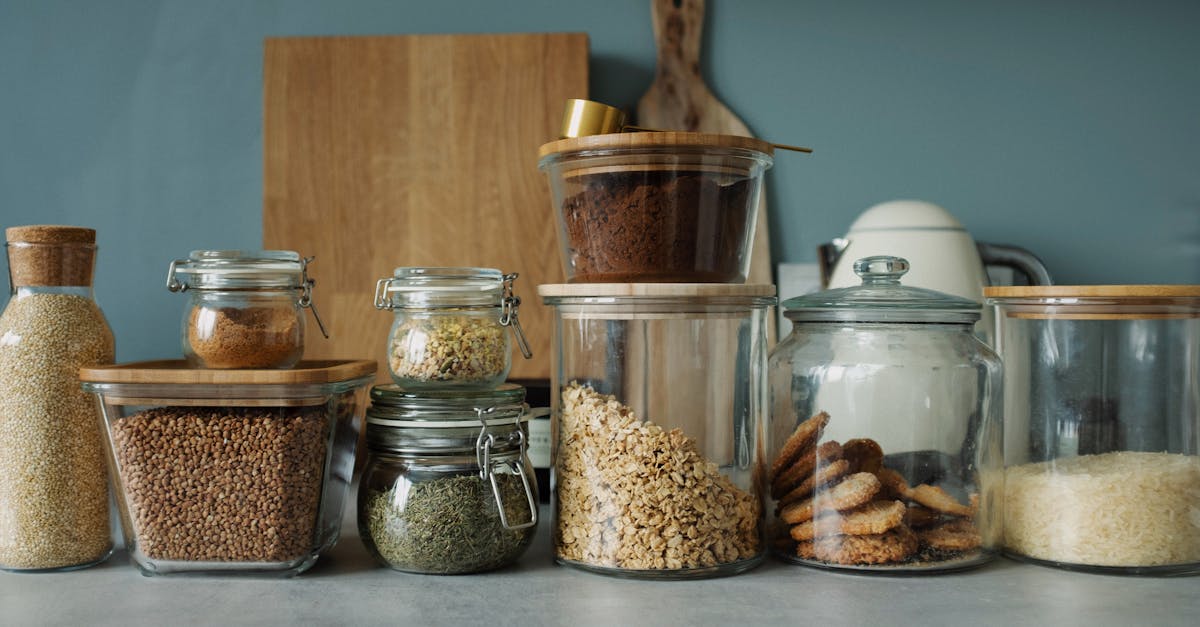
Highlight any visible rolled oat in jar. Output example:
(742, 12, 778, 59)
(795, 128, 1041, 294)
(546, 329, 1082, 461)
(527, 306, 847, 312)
(540, 283, 774, 579)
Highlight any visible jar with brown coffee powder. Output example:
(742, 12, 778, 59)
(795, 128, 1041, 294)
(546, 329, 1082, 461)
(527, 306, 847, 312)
(538, 132, 773, 283)
(167, 250, 328, 369)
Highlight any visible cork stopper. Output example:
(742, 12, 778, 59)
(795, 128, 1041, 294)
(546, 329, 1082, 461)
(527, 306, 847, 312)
(6, 225, 97, 287)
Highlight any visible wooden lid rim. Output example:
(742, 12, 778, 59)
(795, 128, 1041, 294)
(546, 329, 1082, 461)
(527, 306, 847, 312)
(538, 131, 774, 160)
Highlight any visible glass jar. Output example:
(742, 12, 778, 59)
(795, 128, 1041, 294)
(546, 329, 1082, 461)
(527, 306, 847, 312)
(537, 132, 773, 283)
(986, 285, 1200, 575)
(374, 267, 531, 389)
(539, 283, 773, 579)
(166, 250, 328, 369)
(358, 384, 538, 574)
(769, 256, 1002, 572)
(0, 226, 115, 572)
(80, 359, 375, 576)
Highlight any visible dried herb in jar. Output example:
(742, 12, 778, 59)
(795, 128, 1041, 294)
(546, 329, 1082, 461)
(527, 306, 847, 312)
(363, 473, 534, 574)
(388, 315, 507, 384)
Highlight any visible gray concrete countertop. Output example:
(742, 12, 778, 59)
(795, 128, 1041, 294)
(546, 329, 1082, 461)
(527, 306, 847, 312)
(2, 505, 1197, 627)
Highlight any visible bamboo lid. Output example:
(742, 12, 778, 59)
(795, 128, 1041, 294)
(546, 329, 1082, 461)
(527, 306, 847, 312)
(538, 131, 774, 160)
(538, 283, 776, 298)
(79, 359, 377, 385)
(984, 285, 1200, 299)
(985, 285, 1200, 320)
(5, 224, 98, 287)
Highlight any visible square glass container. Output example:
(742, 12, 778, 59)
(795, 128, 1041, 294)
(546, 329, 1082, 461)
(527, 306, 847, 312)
(539, 283, 774, 579)
(537, 132, 773, 283)
(80, 359, 375, 577)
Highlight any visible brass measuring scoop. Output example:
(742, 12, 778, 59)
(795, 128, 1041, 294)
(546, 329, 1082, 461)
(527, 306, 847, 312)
(558, 98, 812, 153)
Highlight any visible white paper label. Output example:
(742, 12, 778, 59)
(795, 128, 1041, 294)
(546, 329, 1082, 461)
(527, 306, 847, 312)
(527, 414, 551, 469)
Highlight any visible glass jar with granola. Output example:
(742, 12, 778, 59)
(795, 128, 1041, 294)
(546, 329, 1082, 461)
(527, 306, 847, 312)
(374, 267, 531, 389)
(539, 283, 774, 579)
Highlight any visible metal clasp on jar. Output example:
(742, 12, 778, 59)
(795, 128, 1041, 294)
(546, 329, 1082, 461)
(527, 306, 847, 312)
(299, 256, 330, 339)
(475, 406, 538, 531)
(500, 273, 533, 360)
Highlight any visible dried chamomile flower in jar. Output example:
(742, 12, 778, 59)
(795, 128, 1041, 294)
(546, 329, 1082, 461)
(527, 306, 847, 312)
(375, 267, 531, 389)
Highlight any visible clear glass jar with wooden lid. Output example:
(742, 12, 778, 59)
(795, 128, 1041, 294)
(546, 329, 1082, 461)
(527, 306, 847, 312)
(79, 359, 375, 576)
(166, 250, 328, 369)
(540, 282, 774, 579)
(987, 285, 1200, 575)
(537, 132, 773, 283)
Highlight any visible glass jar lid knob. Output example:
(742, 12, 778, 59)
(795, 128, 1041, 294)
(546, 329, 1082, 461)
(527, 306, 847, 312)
(854, 256, 910, 286)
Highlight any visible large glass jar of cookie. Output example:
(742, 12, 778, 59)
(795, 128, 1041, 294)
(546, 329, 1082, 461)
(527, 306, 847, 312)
(540, 283, 774, 579)
(769, 256, 1002, 572)
(987, 285, 1200, 575)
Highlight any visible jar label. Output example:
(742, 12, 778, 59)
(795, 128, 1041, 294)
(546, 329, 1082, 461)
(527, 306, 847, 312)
(527, 412, 552, 469)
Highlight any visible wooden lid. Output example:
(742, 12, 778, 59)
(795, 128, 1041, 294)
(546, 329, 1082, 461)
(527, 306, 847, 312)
(538, 283, 776, 298)
(79, 359, 376, 385)
(6, 225, 96, 245)
(984, 285, 1200, 299)
(538, 131, 774, 160)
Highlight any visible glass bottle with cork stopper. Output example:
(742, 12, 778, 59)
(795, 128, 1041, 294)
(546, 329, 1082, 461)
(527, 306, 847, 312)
(0, 225, 115, 572)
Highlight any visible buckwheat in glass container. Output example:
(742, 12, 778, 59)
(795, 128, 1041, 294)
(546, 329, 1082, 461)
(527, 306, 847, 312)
(166, 250, 328, 369)
(80, 360, 375, 577)
(987, 285, 1200, 575)
(358, 384, 538, 574)
(540, 283, 773, 579)
(374, 267, 532, 389)
(770, 256, 1002, 572)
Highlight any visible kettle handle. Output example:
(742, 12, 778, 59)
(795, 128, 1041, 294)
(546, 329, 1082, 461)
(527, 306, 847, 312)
(977, 242, 1053, 286)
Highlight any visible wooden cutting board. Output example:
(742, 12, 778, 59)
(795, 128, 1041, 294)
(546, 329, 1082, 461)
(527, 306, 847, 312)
(637, 0, 772, 292)
(263, 33, 588, 382)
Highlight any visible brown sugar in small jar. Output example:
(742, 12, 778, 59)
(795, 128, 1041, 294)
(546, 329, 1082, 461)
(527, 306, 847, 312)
(538, 132, 773, 283)
(167, 250, 328, 369)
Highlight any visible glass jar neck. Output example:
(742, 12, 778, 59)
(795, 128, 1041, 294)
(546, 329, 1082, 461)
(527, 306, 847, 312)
(13, 284, 94, 299)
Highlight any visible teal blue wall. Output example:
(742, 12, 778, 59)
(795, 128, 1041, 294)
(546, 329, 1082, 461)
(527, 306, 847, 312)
(2, 0, 1198, 362)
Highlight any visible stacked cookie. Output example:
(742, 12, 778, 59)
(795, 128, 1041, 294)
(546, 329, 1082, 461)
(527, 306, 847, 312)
(770, 412, 982, 566)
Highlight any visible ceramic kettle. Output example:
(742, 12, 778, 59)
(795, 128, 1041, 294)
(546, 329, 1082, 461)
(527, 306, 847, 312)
(819, 200, 1052, 299)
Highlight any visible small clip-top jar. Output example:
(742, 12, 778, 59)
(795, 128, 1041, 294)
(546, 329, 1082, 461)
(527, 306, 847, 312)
(374, 267, 532, 389)
(358, 383, 538, 574)
(769, 256, 1003, 572)
(166, 250, 328, 369)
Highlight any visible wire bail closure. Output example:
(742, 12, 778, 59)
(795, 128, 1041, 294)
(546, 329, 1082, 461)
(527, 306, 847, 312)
(166, 254, 329, 339)
(500, 273, 533, 359)
(299, 256, 330, 339)
(475, 406, 538, 531)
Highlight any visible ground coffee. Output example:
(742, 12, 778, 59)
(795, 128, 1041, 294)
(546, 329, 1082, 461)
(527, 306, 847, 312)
(559, 171, 752, 282)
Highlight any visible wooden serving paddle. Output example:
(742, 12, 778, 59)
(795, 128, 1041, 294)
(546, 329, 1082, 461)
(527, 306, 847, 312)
(637, 0, 773, 291)
(634, 0, 773, 464)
